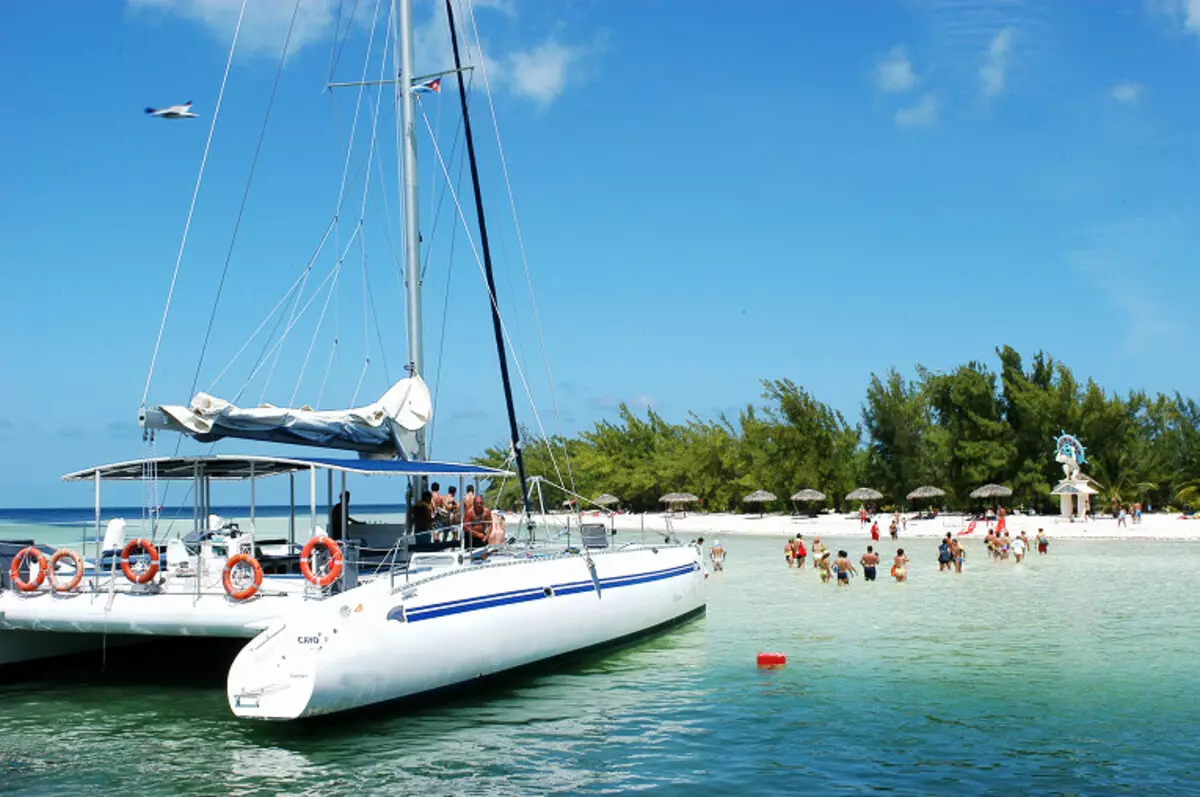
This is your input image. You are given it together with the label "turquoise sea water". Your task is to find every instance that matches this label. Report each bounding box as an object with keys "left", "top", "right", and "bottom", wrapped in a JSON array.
[{"left": 1, "top": 532, "right": 1198, "bottom": 795}]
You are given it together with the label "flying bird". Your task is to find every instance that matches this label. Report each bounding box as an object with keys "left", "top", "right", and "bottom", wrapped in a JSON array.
[{"left": 145, "top": 101, "right": 197, "bottom": 119}]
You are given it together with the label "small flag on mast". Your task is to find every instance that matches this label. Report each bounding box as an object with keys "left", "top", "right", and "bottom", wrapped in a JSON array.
[{"left": 412, "top": 78, "right": 441, "bottom": 95}]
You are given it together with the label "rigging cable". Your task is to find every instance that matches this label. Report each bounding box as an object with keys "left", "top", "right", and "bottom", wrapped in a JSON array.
[
  {"left": 418, "top": 93, "right": 569, "bottom": 491},
  {"left": 287, "top": 0, "right": 383, "bottom": 406},
  {"left": 464, "top": 0, "right": 578, "bottom": 493},
  {"left": 141, "top": 0, "right": 248, "bottom": 409},
  {"left": 186, "top": 0, "right": 304, "bottom": 408},
  {"left": 421, "top": 87, "right": 470, "bottom": 453}
]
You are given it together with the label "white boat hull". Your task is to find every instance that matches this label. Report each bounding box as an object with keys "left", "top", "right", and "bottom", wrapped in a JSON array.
[
  {"left": 228, "top": 544, "right": 706, "bottom": 720},
  {"left": 0, "top": 629, "right": 123, "bottom": 668}
]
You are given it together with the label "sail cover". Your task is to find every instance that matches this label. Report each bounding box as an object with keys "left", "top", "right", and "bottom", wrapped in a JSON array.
[{"left": 142, "top": 377, "right": 432, "bottom": 457}]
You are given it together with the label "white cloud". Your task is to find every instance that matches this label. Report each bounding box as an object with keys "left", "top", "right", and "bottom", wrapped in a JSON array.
[
  {"left": 874, "top": 46, "right": 917, "bottom": 93},
  {"left": 632, "top": 394, "right": 659, "bottom": 410},
  {"left": 894, "top": 93, "right": 940, "bottom": 128},
  {"left": 1111, "top": 82, "right": 1146, "bottom": 104},
  {"left": 506, "top": 41, "right": 588, "bottom": 104},
  {"left": 128, "top": 0, "right": 340, "bottom": 56},
  {"left": 1187, "top": 0, "right": 1200, "bottom": 34},
  {"left": 979, "top": 27, "right": 1015, "bottom": 96},
  {"left": 128, "top": 0, "right": 593, "bottom": 105},
  {"left": 1153, "top": 0, "right": 1200, "bottom": 36}
]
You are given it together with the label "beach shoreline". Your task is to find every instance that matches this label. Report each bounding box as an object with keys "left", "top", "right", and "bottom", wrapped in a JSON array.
[{"left": 573, "top": 510, "right": 1200, "bottom": 542}]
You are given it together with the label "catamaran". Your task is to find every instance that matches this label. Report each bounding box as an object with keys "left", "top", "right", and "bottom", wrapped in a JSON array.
[{"left": 0, "top": 0, "right": 707, "bottom": 717}]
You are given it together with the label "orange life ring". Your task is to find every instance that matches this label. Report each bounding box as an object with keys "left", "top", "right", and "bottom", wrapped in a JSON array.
[
  {"left": 222, "top": 552, "right": 263, "bottom": 601},
  {"left": 120, "top": 538, "right": 160, "bottom": 584},
  {"left": 299, "top": 536, "right": 343, "bottom": 588},
  {"left": 47, "top": 548, "right": 85, "bottom": 593},
  {"left": 9, "top": 547, "right": 47, "bottom": 592}
]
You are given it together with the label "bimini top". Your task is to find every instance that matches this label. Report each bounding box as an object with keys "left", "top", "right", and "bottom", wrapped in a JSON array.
[{"left": 62, "top": 455, "right": 510, "bottom": 482}]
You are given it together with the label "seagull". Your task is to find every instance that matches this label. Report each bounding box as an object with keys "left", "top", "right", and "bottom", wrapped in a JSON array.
[{"left": 145, "top": 101, "right": 198, "bottom": 119}]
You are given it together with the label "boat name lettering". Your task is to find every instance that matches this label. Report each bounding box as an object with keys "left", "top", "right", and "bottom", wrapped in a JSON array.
[{"left": 297, "top": 635, "right": 321, "bottom": 645}]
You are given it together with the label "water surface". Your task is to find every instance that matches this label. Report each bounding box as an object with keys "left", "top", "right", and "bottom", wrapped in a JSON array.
[{"left": 1, "top": 533, "right": 1197, "bottom": 795}]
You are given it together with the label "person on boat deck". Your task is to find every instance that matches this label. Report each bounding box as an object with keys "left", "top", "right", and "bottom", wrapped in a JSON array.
[
  {"left": 329, "top": 491, "right": 363, "bottom": 540},
  {"left": 443, "top": 485, "right": 461, "bottom": 541},
  {"left": 487, "top": 510, "right": 507, "bottom": 545},
  {"left": 412, "top": 490, "right": 435, "bottom": 535},
  {"left": 465, "top": 495, "right": 493, "bottom": 548}
]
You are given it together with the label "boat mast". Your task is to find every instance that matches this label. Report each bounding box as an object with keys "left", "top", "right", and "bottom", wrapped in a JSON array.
[
  {"left": 444, "top": 0, "right": 532, "bottom": 521},
  {"left": 398, "top": 0, "right": 425, "bottom": 463}
]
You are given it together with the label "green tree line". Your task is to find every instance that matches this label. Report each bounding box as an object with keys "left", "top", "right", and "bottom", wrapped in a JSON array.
[{"left": 475, "top": 346, "right": 1200, "bottom": 514}]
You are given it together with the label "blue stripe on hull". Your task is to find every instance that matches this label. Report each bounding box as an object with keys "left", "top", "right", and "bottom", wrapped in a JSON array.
[{"left": 402, "top": 562, "right": 699, "bottom": 623}]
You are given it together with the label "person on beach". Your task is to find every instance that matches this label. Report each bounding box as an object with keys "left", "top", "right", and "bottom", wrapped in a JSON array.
[
  {"left": 834, "top": 550, "right": 857, "bottom": 586},
  {"left": 892, "top": 549, "right": 909, "bottom": 582},
  {"left": 816, "top": 551, "right": 832, "bottom": 583},
  {"left": 900, "top": 514, "right": 908, "bottom": 535},
  {"left": 794, "top": 534, "right": 807, "bottom": 569},
  {"left": 1118, "top": 507, "right": 1128, "bottom": 528},
  {"left": 1036, "top": 528, "right": 1049, "bottom": 555},
  {"left": 710, "top": 540, "right": 726, "bottom": 571},
  {"left": 859, "top": 506, "right": 868, "bottom": 528},
  {"left": 860, "top": 545, "right": 879, "bottom": 582}
]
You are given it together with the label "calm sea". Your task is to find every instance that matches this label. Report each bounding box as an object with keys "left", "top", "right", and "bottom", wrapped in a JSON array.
[{"left": 0, "top": 515, "right": 1197, "bottom": 795}]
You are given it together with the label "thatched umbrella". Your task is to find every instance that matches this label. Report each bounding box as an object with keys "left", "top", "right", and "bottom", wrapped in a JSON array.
[
  {"left": 742, "top": 489, "right": 777, "bottom": 517},
  {"left": 969, "top": 483, "right": 1013, "bottom": 524},
  {"left": 906, "top": 485, "right": 946, "bottom": 500},
  {"left": 969, "top": 484, "right": 1012, "bottom": 500},
  {"left": 845, "top": 487, "right": 883, "bottom": 502},
  {"left": 660, "top": 492, "right": 699, "bottom": 518},
  {"left": 791, "top": 489, "right": 826, "bottom": 502},
  {"left": 594, "top": 494, "right": 620, "bottom": 507}
]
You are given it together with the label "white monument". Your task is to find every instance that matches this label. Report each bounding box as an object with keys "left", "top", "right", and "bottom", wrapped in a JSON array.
[{"left": 1051, "top": 431, "right": 1096, "bottom": 520}]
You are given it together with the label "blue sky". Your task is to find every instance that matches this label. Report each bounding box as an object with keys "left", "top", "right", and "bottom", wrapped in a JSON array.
[{"left": 1, "top": 0, "right": 1199, "bottom": 507}]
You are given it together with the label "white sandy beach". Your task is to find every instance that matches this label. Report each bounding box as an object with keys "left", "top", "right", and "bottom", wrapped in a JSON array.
[{"left": 578, "top": 510, "right": 1200, "bottom": 542}]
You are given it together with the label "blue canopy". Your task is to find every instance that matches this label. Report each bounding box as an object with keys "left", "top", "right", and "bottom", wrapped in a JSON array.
[{"left": 63, "top": 455, "right": 510, "bottom": 482}]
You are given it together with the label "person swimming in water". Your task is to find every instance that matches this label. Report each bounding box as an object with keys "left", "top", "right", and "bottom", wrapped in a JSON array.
[
  {"left": 860, "top": 545, "right": 879, "bottom": 582},
  {"left": 817, "top": 550, "right": 832, "bottom": 583},
  {"left": 892, "top": 548, "right": 909, "bottom": 582},
  {"left": 937, "top": 534, "right": 954, "bottom": 572},
  {"left": 1036, "top": 528, "right": 1049, "bottom": 555},
  {"left": 833, "top": 550, "right": 857, "bottom": 587},
  {"left": 811, "top": 536, "right": 827, "bottom": 569},
  {"left": 710, "top": 540, "right": 726, "bottom": 571}
]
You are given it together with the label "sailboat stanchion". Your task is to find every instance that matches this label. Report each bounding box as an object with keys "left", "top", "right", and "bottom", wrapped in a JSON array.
[
  {"left": 93, "top": 470, "right": 101, "bottom": 592},
  {"left": 340, "top": 471, "right": 347, "bottom": 586},
  {"left": 249, "top": 462, "right": 256, "bottom": 540},
  {"left": 289, "top": 473, "right": 296, "bottom": 548}
]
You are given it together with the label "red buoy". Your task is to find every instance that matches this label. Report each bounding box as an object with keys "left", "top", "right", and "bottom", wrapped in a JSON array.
[{"left": 757, "top": 652, "right": 787, "bottom": 668}]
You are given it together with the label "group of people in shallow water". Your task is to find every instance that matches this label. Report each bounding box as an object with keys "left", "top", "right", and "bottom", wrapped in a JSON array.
[{"left": 778, "top": 526, "right": 1050, "bottom": 586}]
